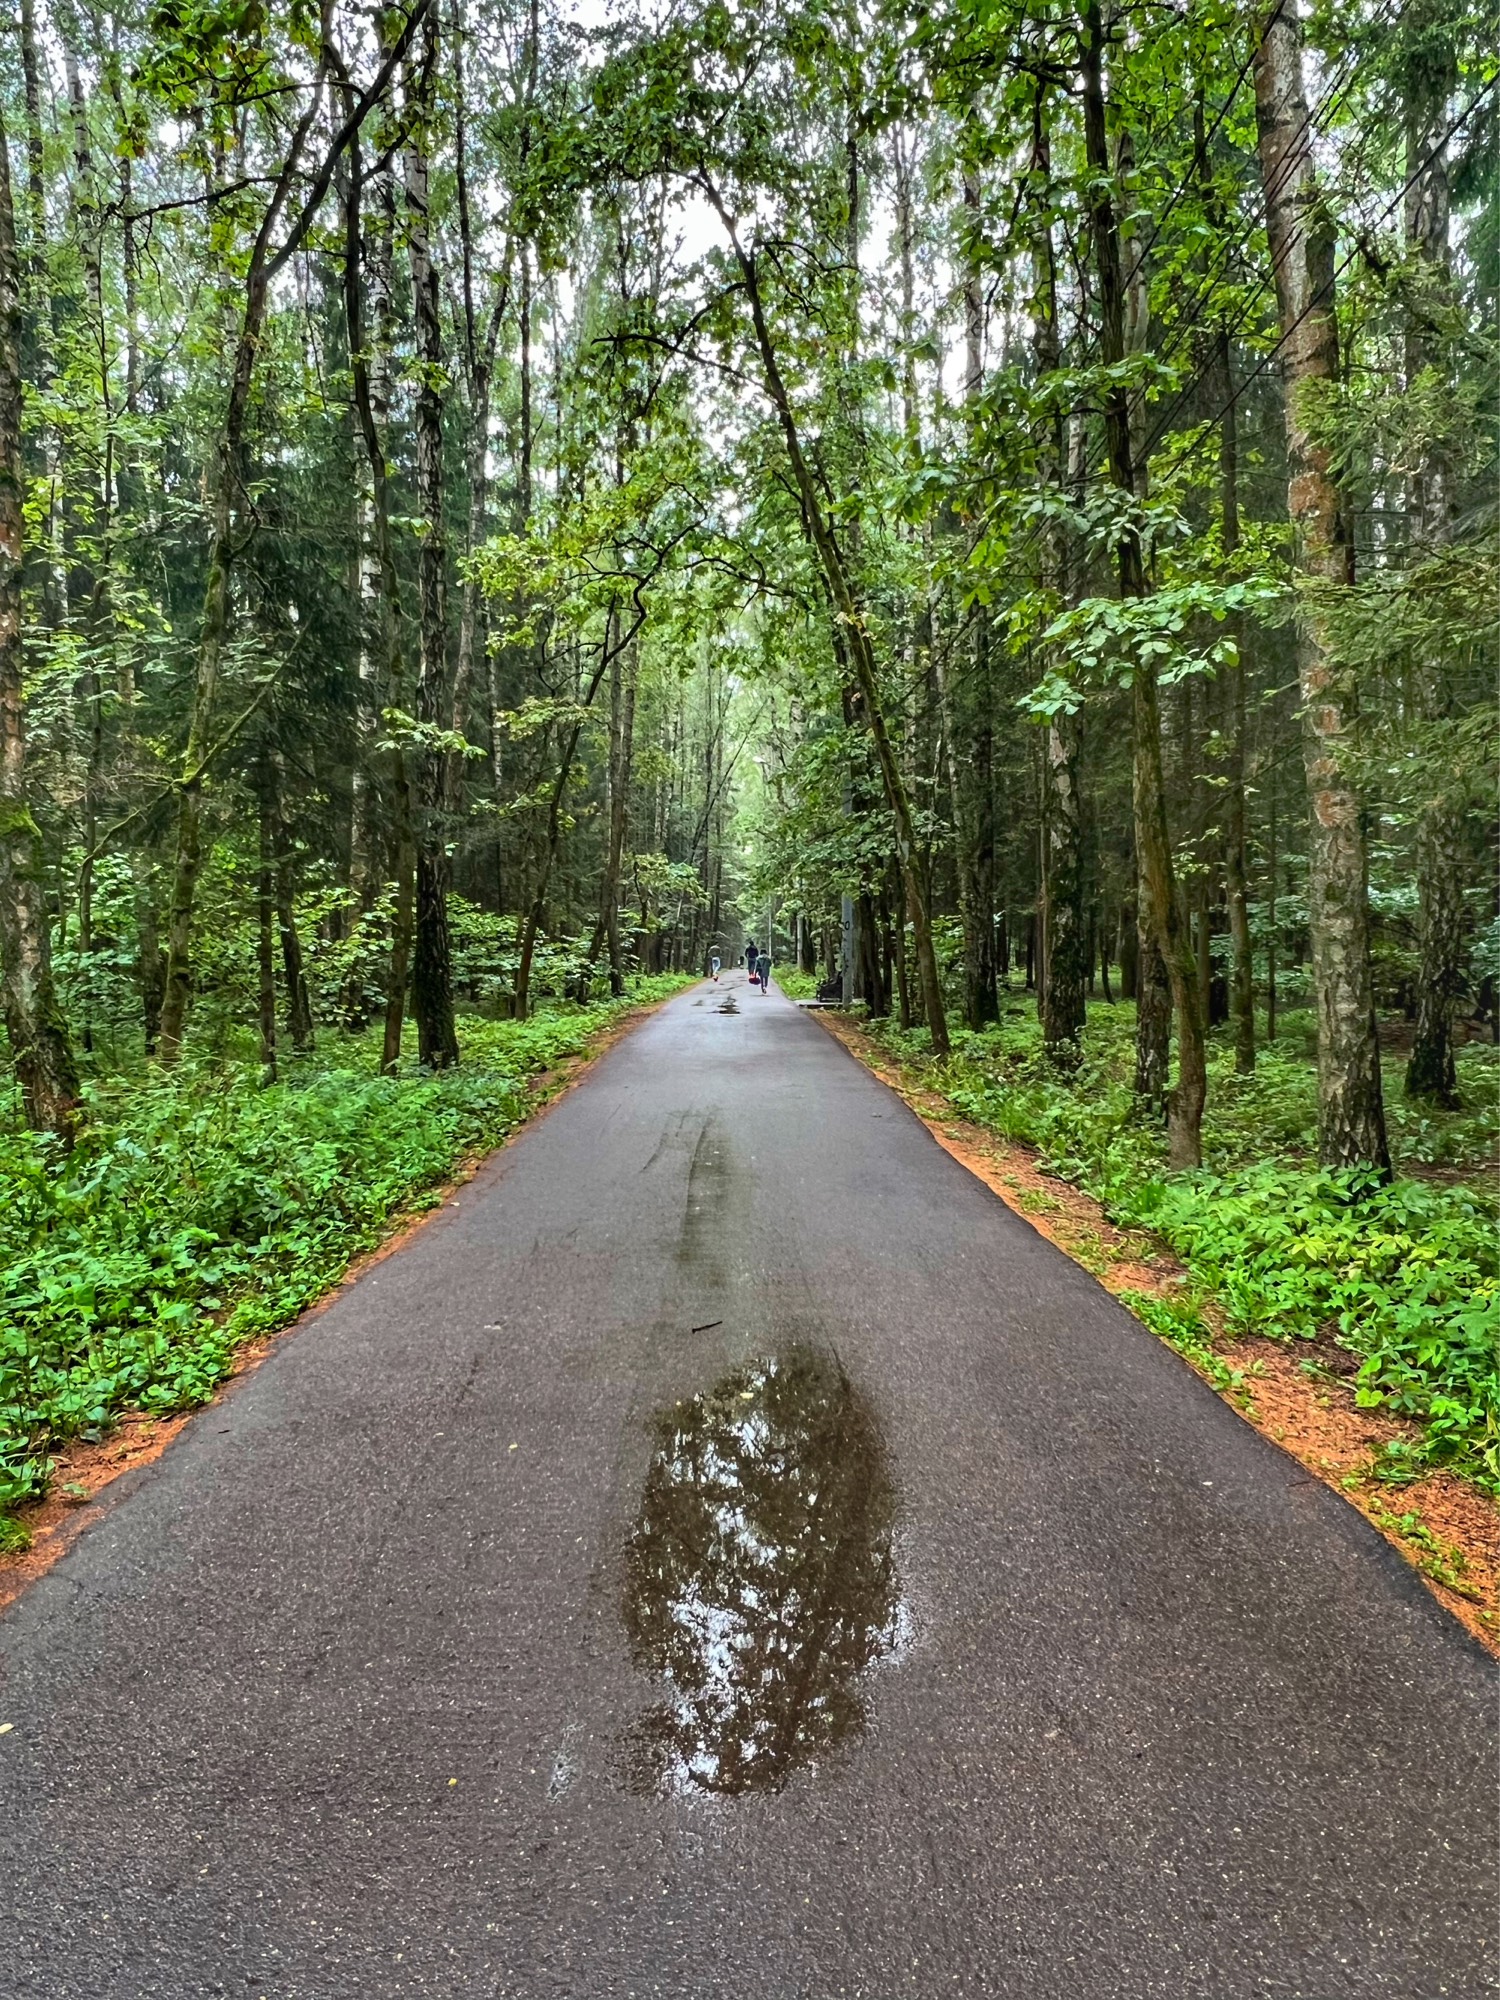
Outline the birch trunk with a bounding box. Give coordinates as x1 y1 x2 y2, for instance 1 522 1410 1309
1255 3 1390 1171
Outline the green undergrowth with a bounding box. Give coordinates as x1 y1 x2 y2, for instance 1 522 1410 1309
868 1003 1499 1493
0 977 689 1543
774 967 817 999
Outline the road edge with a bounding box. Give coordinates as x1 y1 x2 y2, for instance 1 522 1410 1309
808 1007 1499 1659
0 982 699 1615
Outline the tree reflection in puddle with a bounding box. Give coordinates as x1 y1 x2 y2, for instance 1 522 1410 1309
622 1346 902 1798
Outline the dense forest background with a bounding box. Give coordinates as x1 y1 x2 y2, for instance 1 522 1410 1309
0 0 1496 1530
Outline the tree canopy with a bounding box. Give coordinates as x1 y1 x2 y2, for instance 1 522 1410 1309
0 0 1494 1177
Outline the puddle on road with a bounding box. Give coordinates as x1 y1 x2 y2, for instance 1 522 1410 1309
716 998 739 1015
622 1346 902 1799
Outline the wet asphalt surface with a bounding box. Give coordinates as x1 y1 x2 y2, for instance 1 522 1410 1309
2 974 1495 1999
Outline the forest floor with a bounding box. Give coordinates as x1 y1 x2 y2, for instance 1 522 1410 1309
0 975 693 1585
798 994 1499 1653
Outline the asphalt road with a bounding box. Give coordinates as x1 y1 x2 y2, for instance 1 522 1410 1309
2 975 1494 1999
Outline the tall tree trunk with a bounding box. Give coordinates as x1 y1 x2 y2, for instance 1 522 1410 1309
1041 712 1088 1055
342 124 415 1071
853 889 883 1017
1266 735 1279 1043
135 847 163 1050
1402 17 1463 1107
1117 131 1173 1115
451 21 509 871
269 747 313 1051
16 0 46 265
346 156 398 1006
256 748 278 1082
1118 895 1138 999
1220 362 1256 1075
944 149 999 1030
517 613 644 1016
1255 4 1390 1172
1194 97 1257 1075
599 628 637 997
1032 89 1086 1058
405 14 459 1069
1134 911 1172 1110
933 638 987 1029
17 0 62 632
0 109 80 1141
704 186 950 1054
157 73 326 1062
1081 2 1205 1164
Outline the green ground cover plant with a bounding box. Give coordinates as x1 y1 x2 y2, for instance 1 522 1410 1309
0 979 688 1544
866 1005 1499 1493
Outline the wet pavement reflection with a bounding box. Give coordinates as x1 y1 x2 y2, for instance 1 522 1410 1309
623 1346 902 1797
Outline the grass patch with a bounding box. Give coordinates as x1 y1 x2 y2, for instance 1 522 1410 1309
0 977 689 1535
868 1003 1499 1492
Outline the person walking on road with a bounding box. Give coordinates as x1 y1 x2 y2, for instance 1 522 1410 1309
744 941 760 987
758 944 772 993
709 949 721 983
